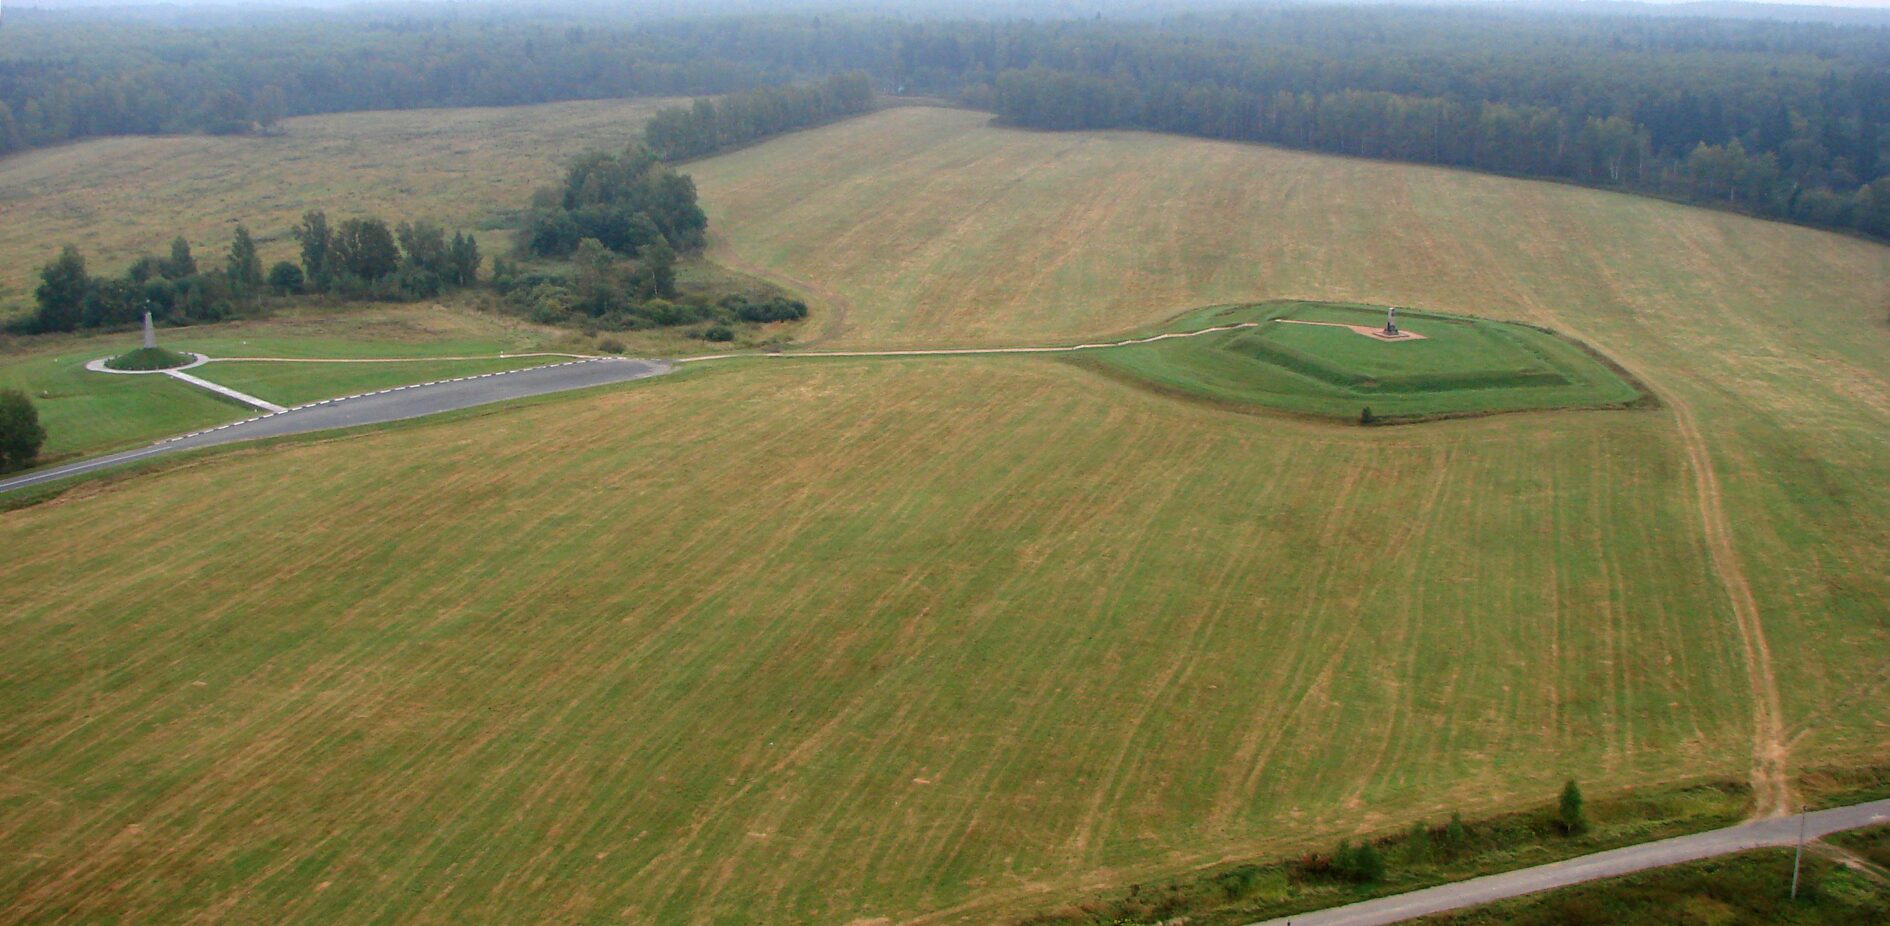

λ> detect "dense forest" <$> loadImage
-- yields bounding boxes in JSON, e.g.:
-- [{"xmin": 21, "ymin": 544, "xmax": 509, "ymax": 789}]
[{"xmin": 4, "ymin": 3, "xmax": 1890, "ymax": 236}]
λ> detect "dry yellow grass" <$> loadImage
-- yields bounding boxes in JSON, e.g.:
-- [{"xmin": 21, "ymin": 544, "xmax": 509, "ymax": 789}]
[
  {"xmin": 0, "ymin": 359, "xmax": 1753, "ymax": 924},
  {"xmin": 690, "ymin": 107, "xmax": 1890, "ymax": 782},
  {"xmin": 2, "ymin": 103, "xmax": 1889, "ymax": 925}
]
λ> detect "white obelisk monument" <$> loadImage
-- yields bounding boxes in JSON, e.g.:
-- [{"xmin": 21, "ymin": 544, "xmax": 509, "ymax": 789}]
[{"xmin": 142, "ymin": 311, "xmax": 157, "ymax": 349}]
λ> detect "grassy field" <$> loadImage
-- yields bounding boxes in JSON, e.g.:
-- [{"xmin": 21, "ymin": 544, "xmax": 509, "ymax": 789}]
[
  {"xmin": 1, "ymin": 101, "xmax": 1889, "ymax": 926},
  {"xmin": 691, "ymin": 106, "xmax": 1890, "ymax": 782},
  {"xmin": 1081, "ymin": 301, "xmax": 1643, "ymax": 419},
  {"xmin": 0, "ymin": 359, "xmax": 1757, "ymax": 924},
  {"xmin": 0, "ymin": 98, "xmax": 675, "ymax": 311}
]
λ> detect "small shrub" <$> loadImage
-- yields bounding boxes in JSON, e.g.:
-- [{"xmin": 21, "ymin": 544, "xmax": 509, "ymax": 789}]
[
  {"xmin": 0, "ymin": 388, "xmax": 47, "ymax": 473},
  {"xmin": 703, "ymin": 324, "xmax": 735, "ymax": 342},
  {"xmin": 1216, "ymin": 865, "xmax": 1263, "ymax": 900},
  {"xmin": 1333, "ymin": 840, "xmax": 1387, "ymax": 884},
  {"xmin": 1359, "ymin": 405, "xmax": 1376, "ymax": 425},
  {"xmin": 596, "ymin": 337, "xmax": 626, "ymax": 354},
  {"xmin": 1445, "ymin": 811, "xmax": 1470, "ymax": 856},
  {"xmin": 1404, "ymin": 820, "xmax": 1434, "ymax": 865}
]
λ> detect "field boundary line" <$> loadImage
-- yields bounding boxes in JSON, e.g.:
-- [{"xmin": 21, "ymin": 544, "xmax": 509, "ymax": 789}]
[
  {"xmin": 203, "ymin": 351, "xmax": 597, "ymax": 363},
  {"xmin": 674, "ymin": 321, "xmax": 1262, "ymax": 363}
]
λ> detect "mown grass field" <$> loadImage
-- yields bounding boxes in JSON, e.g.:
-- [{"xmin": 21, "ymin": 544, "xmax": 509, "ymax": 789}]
[
  {"xmin": 1, "ymin": 101, "xmax": 1889, "ymax": 926},
  {"xmin": 1083, "ymin": 301, "xmax": 1642, "ymax": 419},
  {"xmin": 691, "ymin": 106, "xmax": 1890, "ymax": 780},
  {"xmin": 0, "ymin": 359, "xmax": 1756, "ymax": 924}
]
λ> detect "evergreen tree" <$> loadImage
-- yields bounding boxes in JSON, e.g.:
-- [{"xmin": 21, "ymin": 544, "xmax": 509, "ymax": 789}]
[
  {"xmin": 0, "ymin": 389, "xmax": 47, "ymax": 473},
  {"xmin": 1445, "ymin": 812, "xmax": 1469, "ymax": 856},
  {"xmin": 33, "ymin": 245, "xmax": 90, "ymax": 333},
  {"xmin": 161, "ymin": 237, "xmax": 197, "ymax": 280},
  {"xmin": 1559, "ymin": 780, "xmax": 1588, "ymax": 835},
  {"xmin": 227, "ymin": 224, "xmax": 263, "ymax": 288}
]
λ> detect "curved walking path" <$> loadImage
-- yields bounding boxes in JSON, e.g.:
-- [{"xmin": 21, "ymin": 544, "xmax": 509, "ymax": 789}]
[
  {"xmin": 0, "ymin": 358, "xmax": 669, "ymax": 495},
  {"xmin": 1245, "ymin": 799, "xmax": 1890, "ymax": 926}
]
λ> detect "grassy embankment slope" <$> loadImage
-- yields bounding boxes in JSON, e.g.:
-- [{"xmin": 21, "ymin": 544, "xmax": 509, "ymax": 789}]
[
  {"xmin": 0, "ymin": 104, "xmax": 1887, "ymax": 924},
  {"xmin": 1086, "ymin": 300, "xmax": 1644, "ymax": 419}
]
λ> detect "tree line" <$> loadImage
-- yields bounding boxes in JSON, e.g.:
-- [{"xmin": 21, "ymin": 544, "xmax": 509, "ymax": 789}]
[
  {"xmin": 6, "ymin": 4, "xmax": 1890, "ymax": 237},
  {"xmin": 15, "ymin": 214, "xmax": 482, "ymax": 335},
  {"xmin": 645, "ymin": 73, "xmax": 874, "ymax": 161}
]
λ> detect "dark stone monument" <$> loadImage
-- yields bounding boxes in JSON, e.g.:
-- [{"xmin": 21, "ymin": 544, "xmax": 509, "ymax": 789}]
[{"xmin": 1384, "ymin": 306, "xmax": 1399, "ymax": 337}]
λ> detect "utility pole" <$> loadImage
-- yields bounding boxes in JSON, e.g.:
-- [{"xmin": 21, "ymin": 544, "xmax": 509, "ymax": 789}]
[{"xmin": 1791, "ymin": 803, "xmax": 1807, "ymax": 899}]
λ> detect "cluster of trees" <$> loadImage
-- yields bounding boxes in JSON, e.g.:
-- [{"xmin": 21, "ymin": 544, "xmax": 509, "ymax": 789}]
[
  {"xmin": 291, "ymin": 211, "xmax": 481, "ymax": 300},
  {"xmin": 17, "ymin": 215, "xmax": 480, "ymax": 335},
  {"xmin": 493, "ymin": 246, "xmax": 806, "ymax": 337},
  {"xmin": 519, "ymin": 145, "xmax": 706, "ymax": 259},
  {"xmin": 645, "ymin": 73, "xmax": 874, "ymax": 161},
  {"xmin": 23, "ymin": 234, "xmax": 248, "ymax": 334}
]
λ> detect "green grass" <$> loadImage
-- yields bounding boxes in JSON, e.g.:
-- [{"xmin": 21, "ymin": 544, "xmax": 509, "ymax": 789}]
[
  {"xmin": 196, "ymin": 356, "xmax": 557, "ymax": 407},
  {"xmin": 1828, "ymin": 825, "xmax": 1890, "ymax": 871},
  {"xmin": 0, "ymin": 304, "xmax": 582, "ymax": 461},
  {"xmin": 1081, "ymin": 301, "xmax": 1643, "ymax": 419},
  {"xmin": 1416, "ymin": 844, "xmax": 1890, "ymax": 925},
  {"xmin": 1025, "ymin": 782, "xmax": 1749, "ymax": 926},
  {"xmin": 103, "ymin": 346, "xmax": 196, "ymax": 371}
]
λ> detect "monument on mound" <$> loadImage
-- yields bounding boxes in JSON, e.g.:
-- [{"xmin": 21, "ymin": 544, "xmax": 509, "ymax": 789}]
[
  {"xmin": 1376, "ymin": 305, "xmax": 1413, "ymax": 340},
  {"xmin": 143, "ymin": 310, "xmax": 157, "ymax": 350}
]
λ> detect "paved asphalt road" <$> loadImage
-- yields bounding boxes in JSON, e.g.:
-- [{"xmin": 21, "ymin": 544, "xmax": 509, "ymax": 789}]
[
  {"xmin": 1247, "ymin": 798, "xmax": 1890, "ymax": 926},
  {"xmin": 0, "ymin": 357, "xmax": 671, "ymax": 495}
]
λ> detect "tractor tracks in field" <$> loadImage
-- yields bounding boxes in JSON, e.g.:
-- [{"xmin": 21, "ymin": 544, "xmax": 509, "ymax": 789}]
[{"xmin": 1657, "ymin": 386, "xmax": 1791, "ymax": 818}]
